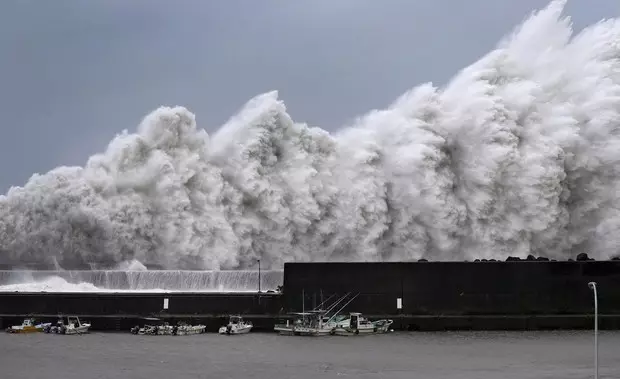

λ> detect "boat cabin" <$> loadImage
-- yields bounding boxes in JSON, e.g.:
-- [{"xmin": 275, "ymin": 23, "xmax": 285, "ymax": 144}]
[
  {"xmin": 291, "ymin": 312, "xmax": 320, "ymax": 327},
  {"xmin": 348, "ymin": 312, "xmax": 373, "ymax": 329},
  {"xmin": 229, "ymin": 315, "xmax": 244, "ymax": 325},
  {"xmin": 55, "ymin": 316, "xmax": 86, "ymax": 328},
  {"xmin": 67, "ymin": 316, "xmax": 82, "ymax": 328}
]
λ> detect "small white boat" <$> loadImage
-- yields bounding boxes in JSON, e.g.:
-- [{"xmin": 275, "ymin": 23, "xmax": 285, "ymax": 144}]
[
  {"xmin": 219, "ymin": 315, "xmax": 253, "ymax": 335},
  {"xmin": 45, "ymin": 316, "xmax": 91, "ymax": 335},
  {"xmin": 6, "ymin": 318, "xmax": 51, "ymax": 334},
  {"xmin": 333, "ymin": 312, "xmax": 393, "ymax": 336},
  {"xmin": 130, "ymin": 317, "xmax": 164, "ymax": 335},
  {"xmin": 176, "ymin": 322, "xmax": 206, "ymax": 335},
  {"xmin": 130, "ymin": 319, "xmax": 206, "ymax": 335}
]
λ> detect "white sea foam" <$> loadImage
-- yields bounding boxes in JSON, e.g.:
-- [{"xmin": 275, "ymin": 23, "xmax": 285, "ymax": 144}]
[
  {"xmin": 1, "ymin": 0, "xmax": 619, "ymax": 270},
  {"xmin": 0, "ymin": 269, "xmax": 283, "ymax": 292}
]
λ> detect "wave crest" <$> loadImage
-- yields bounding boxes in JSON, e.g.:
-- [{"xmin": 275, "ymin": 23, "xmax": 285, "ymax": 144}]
[{"xmin": 2, "ymin": 0, "xmax": 620, "ymax": 269}]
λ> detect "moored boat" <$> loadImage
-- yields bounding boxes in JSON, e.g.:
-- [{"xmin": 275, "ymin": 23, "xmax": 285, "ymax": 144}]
[
  {"xmin": 176, "ymin": 321, "xmax": 207, "ymax": 335},
  {"xmin": 130, "ymin": 318, "xmax": 206, "ymax": 335},
  {"xmin": 332, "ymin": 312, "xmax": 393, "ymax": 336},
  {"xmin": 5, "ymin": 318, "xmax": 51, "ymax": 334},
  {"xmin": 130, "ymin": 317, "xmax": 164, "ymax": 335},
  {"xmin": 218, "ymin": 315, "xmax": 252, "ymax": 335},
  {"xmin": 44, "ymin": 316, "xmax": 91, "ymax": 335},
  {"xmin": 275, "ymin": 292, "xmax": 359, "ymax": 336},
  {"xmin": 287, "ymin": 312, "xmax": 349, "ymax": 336}
]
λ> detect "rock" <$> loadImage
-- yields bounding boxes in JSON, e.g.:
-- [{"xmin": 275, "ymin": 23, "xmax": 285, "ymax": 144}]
[{"xmin": 576, "ymin": 253, "xmax": 589, "ymax": 261}]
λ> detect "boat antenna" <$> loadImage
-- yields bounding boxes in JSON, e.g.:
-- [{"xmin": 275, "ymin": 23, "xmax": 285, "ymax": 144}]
[
  {"xmin": 314, "ymin": 293, "xmax": 337, "ymax": 311},
  {"xmin": 323, "ymin": 292, "xmax": 352, "ymax": 315},
  {"xmin": 326, "ymin": 293, "xmax": 360, "ymax": 324}
]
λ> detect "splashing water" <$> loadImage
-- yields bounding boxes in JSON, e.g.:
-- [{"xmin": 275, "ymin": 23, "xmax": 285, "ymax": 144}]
[
  {"xmin": 1, "ymin": 0, "xmax": 620, "ymax": 270},
  {"xmin": 0, "ymin": 270, "xmax": 284, "ymax": 292}
]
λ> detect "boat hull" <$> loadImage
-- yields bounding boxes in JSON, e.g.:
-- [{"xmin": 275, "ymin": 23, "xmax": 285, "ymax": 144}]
[
  {"xmin": 45, "ymin": 324, "xmax": 91, "ymax": 334},
  {"xmin": 176, "ymin": 326, "xmax": 206, "ymax": 335},
  {"xmin": 293, "ymin": 326, "xmax": 335, "ymax": 336},
  {"xmin": 64, "ymin": 325, "xmax": 91, "ymax": 335},
  {"xmin": 137, "ymin": 325, "xmax": 206, "ymax": 335},
  {"xmin": 333, "ymin": 320, "xmax": 394, "ymax": 336},
  {"xmin": 274, "ymin": 324, "xmax": 336, "ymax": 336},
  {"xmin": 6, "ymin": 324, "xmax": 51, "ymax": 334},
  {"xmin": 274, "ymin": 324, "xmax": 294, "ymax": 335},
  {"xmin": 218, "ymin": 325, "xmax": 252, "ymax": 335},
  {"xmin": 333, "ymin": 327, "xmax": 375, "ymax": 336}
]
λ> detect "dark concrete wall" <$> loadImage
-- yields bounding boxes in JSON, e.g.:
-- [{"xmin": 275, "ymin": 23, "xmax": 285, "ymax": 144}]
[
  {"xmin": 0, "ymin": 292, "xmax": 283, "ymax": 317},
  {"xmin": 283, "ymin": 261, "xmax": 620, "ymax": 315},
  {"xmin": 2, "ymin": 261, "xmax": 619, "ymax": 331}
]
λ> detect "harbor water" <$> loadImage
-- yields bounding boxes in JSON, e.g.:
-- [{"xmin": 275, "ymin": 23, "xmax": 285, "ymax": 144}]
[{"xmin": 0, "ymin": 330, "xmax": 618, "ymax": 379}]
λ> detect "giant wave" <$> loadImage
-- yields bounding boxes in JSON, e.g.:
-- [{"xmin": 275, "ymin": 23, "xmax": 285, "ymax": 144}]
[{"xmin": 1, "ymin": 0, "xmax": 620, "ymax": 270}]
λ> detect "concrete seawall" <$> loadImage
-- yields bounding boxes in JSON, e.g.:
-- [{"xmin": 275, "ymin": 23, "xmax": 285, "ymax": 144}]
[
  {"xmin": 0, "ymin": 292, "xmax": 283, "ymax": 331},
  {"xmin": 2, "ymin": 260, "xmax": 620, "ymax": 331},
  {"xmin": 282, "ymin": 260, "xmax": 620, "ymax": 330}
]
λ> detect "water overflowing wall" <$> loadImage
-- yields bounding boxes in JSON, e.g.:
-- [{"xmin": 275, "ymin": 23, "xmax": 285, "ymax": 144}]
[
  {"xmin": 0, "ymin": 270, "xmax": 283, "ymax": 292},
  {"xmin": 5, "ymin": 1, "xmax": 620, "ymax": 270}
]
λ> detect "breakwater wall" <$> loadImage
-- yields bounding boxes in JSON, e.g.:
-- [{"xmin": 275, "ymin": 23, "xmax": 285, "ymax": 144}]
[
  {"xmin": 283, "ymin": 260, "xmax": 620, "ymax": 330},
  {"xmin": 0, "ymin": 292, "xmax": 282, "ymax": 331},
  {"xmin": 2, "ymin": 259, "xmax": 620, "ymax": 331}
]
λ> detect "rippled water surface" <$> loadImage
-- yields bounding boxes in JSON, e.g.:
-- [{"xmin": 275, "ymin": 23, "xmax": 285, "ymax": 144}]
[{"xmin": 0, "ymin": 330, "xmax": 618, "ymax": 379}]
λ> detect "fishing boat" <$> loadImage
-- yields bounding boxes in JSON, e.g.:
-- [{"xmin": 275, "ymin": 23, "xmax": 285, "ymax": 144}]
[
  {"xmin": 44, "ymin": 316, "xmax": 91, "ymax": 335},
  {"xmin": 274, "ymin": 292, "xmax": 358, "ymax": 336},
  {"xmin": 218, "ymin": 315, "xmax": 253, "ymax": 335},
  {"xmin": 5, "ymin": 318, "xmax": 51, "ymax": 334},
  {"xmin": 287, "ymin": 312, "xmax": 348, "ymax": 336},
  {"xmin": 332, "ymin": 312, "xmax": 393, "ymax": 336}
]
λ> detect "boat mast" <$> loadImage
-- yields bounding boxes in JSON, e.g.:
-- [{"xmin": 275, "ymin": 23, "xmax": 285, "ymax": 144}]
[
  {"xmin": 314, "ymin": 293, "xmax": 337, "ymax": 311},
  {"xmin": 302, "ymin": 288, "xmax": 305, "ymax": 323}
]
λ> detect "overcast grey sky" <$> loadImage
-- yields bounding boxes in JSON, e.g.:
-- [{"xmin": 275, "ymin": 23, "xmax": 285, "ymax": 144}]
[{"xmin": 0, "ymin": 0, "xmax": 617, "ymax": 192}]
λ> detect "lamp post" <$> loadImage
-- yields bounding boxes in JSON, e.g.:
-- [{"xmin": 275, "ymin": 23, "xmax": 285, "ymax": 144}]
[
  {"xmin": 588, "ymin": 281, "xmax": 598, "ymax": 379},
  {"xmin": 258, "ymin": 259, "xmax": 261, "ymax": 294}
]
